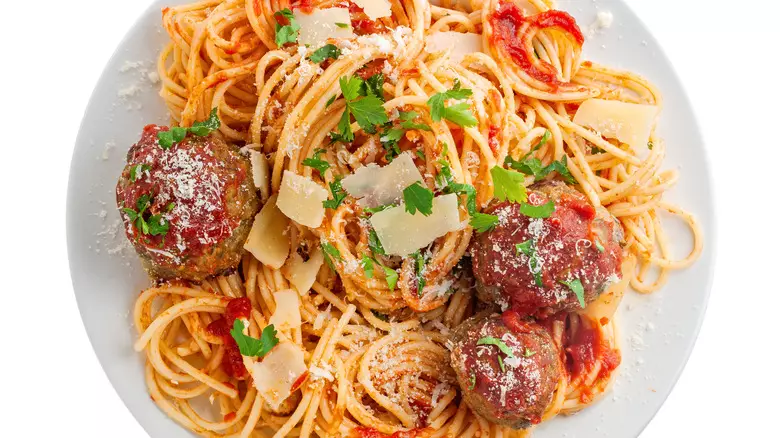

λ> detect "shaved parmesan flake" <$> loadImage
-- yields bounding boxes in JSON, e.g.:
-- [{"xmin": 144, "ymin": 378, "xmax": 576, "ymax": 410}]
[
  {"xmin": 353, "ymin": 0, "xmax": 391, "ymax": 20},
  {"xmin": 573, "ymin": 99, "xmax": 660, "ymax": 158},
  {"xmin": 249, "ymin": 150, "xmax": 270, "ymax": 202},
  {"xmin": 342, "ymin": 153, "xmax": 423, "ymax": 208},
  {"xmin": 269, "ymin": 290, "xmax": 302, "ymax": 330},
  {"xmin": 425, "ymin": 32, "xmax": 483, "ymax": 63},
  {"xmin": 277, "ymin": 171, "xmax": 329, "ymax": 228},
  {"xmin": 369, "ymin": 194, "xmax": 461, "ymax": 256},
  {"xmin": 250, "ymin": 342, "xmax": 307, "ymax": 410},
  {"xmin": 282, "ymin": 248, "xmax": 325, "ymax": 295},
  {"xmin": 244, "ymin": 195, "xmax": 290, "ymax": 269},
  {"xmin": 294, "ymin": 8, "xmax": 354, "ymax": 46}
]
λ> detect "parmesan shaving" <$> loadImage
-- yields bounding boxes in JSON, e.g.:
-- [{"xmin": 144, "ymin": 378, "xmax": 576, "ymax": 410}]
[
  {"xmin": 244, "ymin": 195, "xmax": 290, "ymax": 269},
  {"xmin": 342, "ymin": 153, "xmax": 423, "ymax": 208},
  {"xmin": 294, "ymin": 8, "xmax": 353, "ymax": 46},
  {"xmin": 277, "ymin": 171, "xmax": 329, "ymax": 228}
]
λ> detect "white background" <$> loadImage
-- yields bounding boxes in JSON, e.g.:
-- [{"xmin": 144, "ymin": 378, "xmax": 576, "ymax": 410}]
[{"xmin": 0, "ymin": 0, "xmax": 777, "ymax": 436}]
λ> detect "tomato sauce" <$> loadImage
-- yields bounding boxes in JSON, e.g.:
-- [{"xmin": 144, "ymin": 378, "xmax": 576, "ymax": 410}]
[
  {"xmin": 563, "ymin": 318, "xmax": 621, "ymax": 381},
  {"xmin": 116, "ymin": 125, "xmax": 245, "ymax": 259},
  {"xmin": 489, "ymin": 2, "xmax": 583, "ymax": 87},
  {"xmin": 207, "ymin": 297, "xmax": 252, "ymax": 379},
  {"xmin": 357, "ymin": 59, "xmax": 386, "ymax": 80}
]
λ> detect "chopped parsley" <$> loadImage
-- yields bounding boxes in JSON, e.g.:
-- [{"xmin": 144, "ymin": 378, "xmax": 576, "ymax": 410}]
[
  {"xmin": 122, "ymin": 194, "xmax": 169, "ymax": 237},
  {"xmin": 363, "ymin": 204, "xmax": 393, "ymax": 215},
  {"xmin": 427, "ymin": 79, "xmax": 477, "ymax": 127},
  {"xmin": 413, "ymin": 250, "xmax": 427, "ymax": 296},
  {"xmin": 381, "ymin": 263, "xmax": 399, "ymax": 291},
  {"xmin": 308, "ymin": 44, "xmax": 341, "ymax": 63},
  {"xmin": 157, "ymin": 107, "xmax": 221, "ymax": 149},
  {"xmin": 361, "ymin": 73, "xmax": 385, "ymax": 101},
  {"xmin": 403, "ymin": 181, "xmax": 434, "ymax": 216},
  {"xmin": 399, "ymin": 110, "xmax": 431, "ymax": 131},
  {"xmin": 560, "ymin": 278, "xmax": 586, "ymax": 308},
  {"xmin": 334, "ymin": 22, "xmax": 350, "ymax": 29},
  {"xmin": 302, "ymin": 148, "xmax": 330, "ymax": 176},
  {"xmin": 321, "ymin": 242, "xmax": 342, "ymax": 271},
  {"xmin": 490, "ymin": 166, "xmax": 528, "ymax": 204},
  {"xmin": 368, "ymin": 228, "xmax": 385, "ymax": 255},
  {"xmin": 469, "ymin": 374, "xmax": 476, "ymax": 390},
  {"xmin": 594, "ymin": 240, "xmax": 605, "ymax": 253},
  {"xmin": 515, "ymin": 239, "xmax": 543, "ymax": 287},
  {"xmin": 524, "ymin": 348, "xmax": 536, "ymax": 357},
  {"xmin": 505, "ymin": 136, "xmax": 576, "ymax": 184},
  {"xmin": 325, "ymin": 95, "xmax": 337, "ymax": 107},
  {"xmin": 322, "ymin": 177, "xmax": 348, "ymax": 209},
  {"xmin": 273, "ymin": 9, "xmax": 300, "ymax": 46},
  {"xmin": 470, "ymin": 213, "xmax": 499, "ymax": 233},
  {"xmin": 436, "ymin": 158, "xmax": 497, "ymax": 231},
  {"xmin": 230, "ymin": 320, "xmax": 279, "ymax": 357},
  {"xmin": 519, "ymin": 200, "xmax": 555, "ymax": 218},
  {"xmin": 477, "ymin": 336, "xmax": 515, "ymax": 372},
  {"xmin": 360, "ymin": 254, "xmax": 375, "ymax": 278},
  {"xmin": 129, "ymin": 163, "xmax": 150, "ymax": 182},
  {"xmin": 330, "ymin": 75, "xmax": 389, "ymax": 143},
  {"xmin": 371, "ymin": 310, "xmax": 389, "ymax": 321}
]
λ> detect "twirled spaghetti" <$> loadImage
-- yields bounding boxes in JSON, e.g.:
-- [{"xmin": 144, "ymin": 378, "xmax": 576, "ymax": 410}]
[{"xmin": 127, "ymin": 0, "xmax": 704, "ymax": 437}]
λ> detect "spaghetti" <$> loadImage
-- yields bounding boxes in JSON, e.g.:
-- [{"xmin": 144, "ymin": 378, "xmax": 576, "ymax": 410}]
[{"xmin": 129, "ymin": 0, "xmax": 704, "ymax": 436}]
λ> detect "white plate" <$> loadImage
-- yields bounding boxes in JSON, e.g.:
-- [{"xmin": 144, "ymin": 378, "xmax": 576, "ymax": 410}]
[{"xmin": 66, "ymin": 1, "xmax": 716, "ymax": 436}]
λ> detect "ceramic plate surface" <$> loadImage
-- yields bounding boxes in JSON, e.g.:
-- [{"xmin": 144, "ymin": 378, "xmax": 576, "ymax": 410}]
[{"xmin": 67, "ymin": 1, "xmax": 716, "ymax": 436}]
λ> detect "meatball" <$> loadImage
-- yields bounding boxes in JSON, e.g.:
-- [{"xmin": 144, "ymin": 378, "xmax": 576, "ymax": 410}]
[
  {"xmin": 116, "ymin": 125, "xmax": 259, "ymax": 281},
  {"xmin": 471, "ymin": 181, "xmax": 623, "ymax": 318},
  {"xmin": 450, "ymin": 312, "xmax": 561, "ymax": 428}
]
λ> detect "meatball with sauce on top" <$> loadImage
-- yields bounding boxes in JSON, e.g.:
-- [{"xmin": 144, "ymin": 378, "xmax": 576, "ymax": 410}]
[
  {"xmin": 116, "ymin": 124, "xmax": 259, "ymax": 281},
  {"xmin": 471, "ymin": 181, "xmax": 624, "ymax": 318},
  {"xmin": 450, "ymin": 312, "xmax": 561, "ymax": 429}
]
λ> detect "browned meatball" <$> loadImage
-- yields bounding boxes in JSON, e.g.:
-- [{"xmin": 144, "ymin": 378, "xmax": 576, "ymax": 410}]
[
  {"xmin": 116, "ymin": 124, "xmax": 258, "ymax": 281},
  {"xmin": 450, "ymin": 312, "xmax": 561, "ymax": 429},
  {"xmin": 471, "ymin": 181, "xmax": 623, "ymax": 318}
]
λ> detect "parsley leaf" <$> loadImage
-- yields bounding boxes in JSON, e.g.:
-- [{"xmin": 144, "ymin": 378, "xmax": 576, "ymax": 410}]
[
  {"xmin": 360, "ymin": 255, "xmax": 375, "ymax": 278},
  {"xmin": 371, "ymin": 310, "xmax": 389, "ymax": 321},
  {"xmin": 321, "ymin": 242, "xmax": 342, "ymax": 271},
  {"xmin": 516, "ymin": 239, "xmax": 543, "ymax": 286},
  {"xmin": 349, "ymin": 95, "xmax": 388, "ymax": 131},
  {"xmin": 560, "ymin": 278, "xmax": 586, "ymax": 308},
  {"xmin": 331, "ymin": 75, "xmax": 389, "ymax": 142},
  {"xmin": 129, "ymin": 164, "xmax": 150, "ymax": 182},
  {"xmin": 335, "ymin": 22, "xmax": 350, "ymax": 29},
  {"xmin": 427, "ymin": 80, "xmax": 477, "ymax": 127},
  {"xmin": 302, "ymin": 148, "xmax": 330, "ymax": 176},
  {"xmin": 326, "ymin": 95, "xmax": 337, "ymax": 107},
  {"xmin": 520, "ymin": 200, "xmax": 555, "ymax": 218},
  {"xmin": 470, "ymin": 212, "xmax": 499, "ymax": 233},
  {"xmin": 524, "ymin": 348, "xmax": 536, "ymax": 357},
  {"xmin": 477, "ymin": 337, "xmax": 516, "ymax": 359},
  {"xmin": 323, "ymin": 177, "xmax": 348, "ymax": 209},
  {"xmin": 273, "ymin": 9, "xmax": 300, "ymax": 46},
  {"xmin": 364, "ymin": 204, "xmax": 393, "ymax": 215},
  {"xmin": 157, "ymin": 108, "xmax": 221, "ymax": 149},
  {"xmin": 146, "ymin": 214, "xmax": 169, "ymax": 236},
  {"xmin": 594, "ymin": 240, "xmax": 605, "ymax": 253},
  {"xmin": 441, "ymin": 102, "xmax": 477, "ymax": 127},
  {"xmin": 308, "ymin": 44, "xmax": 341, "ymax": 63},
  {"xmin": 413, "ymin": 251, "xmax": 427, "ymax": 296},
  {"xmin": 490, "ymin": 166, "xmax": 528, "ymax": 203},
  {"xmin": 505, "ymin": 153, "xmax": 576, "ymax": 184},
  {"xmin": 403, "ymin": 181, "xmax": 434, "ymax": 216},
  {"xmin": 368, "ymin": 228, "xmax": 385, "ymax": 255},
  {"xmin": 362, "ymin": 74, "xmax": 385, "ymax": 101},
  {"xmin": 399, "ymin": 111, "xmax": 431, "ymax": 131},
  {"xmin": 469, "ymin": 374, "xmax": 476, "ymax": 390},
  {"xmin": 230, "ymin": 319, "xmax": 279, "ymax": 357},
  {"xmin": 381, "ymin": 264, "xmax": 398, "ymax": 291}
]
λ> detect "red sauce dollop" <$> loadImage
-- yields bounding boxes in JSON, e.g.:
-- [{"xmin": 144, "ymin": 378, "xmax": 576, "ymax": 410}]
[
  {"xmin": 207, "ymin": 297, "xmax": 252, "ymax": 379},
  {"xmin": 564, "ymin": 319, "xmax": 621, "ymax": 381},
  {"xmin": 352, "ymin": 427, "xmax": 431, "ymax": 438},
  {"xmin": 489, "ymin": 2, "xmax": 583, "ymax": 87}
]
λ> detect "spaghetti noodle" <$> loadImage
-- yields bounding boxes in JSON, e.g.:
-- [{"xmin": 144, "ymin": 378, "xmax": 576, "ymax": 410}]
[{"xmin": 128, "ymin": 0, "xmax": 704, "ymax": 436}]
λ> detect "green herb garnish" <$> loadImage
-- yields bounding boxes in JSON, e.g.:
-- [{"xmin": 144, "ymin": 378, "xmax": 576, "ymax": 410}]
[
  {"xmin": 330, "ymin": 75, "xmax": 389, "ymax": 142},
  {"xmin": 403, "ymin": 181, "xmax": 434, "ymax": 216},
  {"xmin": 230, "ymin": 319, "xmax": 279, "ymax": 357},
  {"xmin": 335, "ymin": 22, "xmax": 350, "ymax": 29},
  {"xmin": 302, "ymin": 148, "xmax": 330, "ymax": 176},
  {"xmin": 516, "ymin": 239, "xmax": 543, "ymax": 287},
  {"xmin": 129, "ymin": 164, "xmax": 151, "ymax": 182},
  {"xmin": 490, "ymin": 166, "xmax": 528, "ymax": 204},
  {"xmin": 427, "ymin": 79, "xmax": 477, "ymax": 127},
  {"xmin": 322, "ymin": 177, "xmax": 348, "ymax": 209},
  {"xmin": 308, "ymin": 44, "xmax": 341, "ymax": 63},
  {"xmin": 560, "ymin": 278, "xmax": 586, "ymax": 308},
  {"xmin": 157, "ymin": 108, "xmax": 221, "ymax": 149},
  {"xmin": 361, "ymin": 255, "xmax": 375, "ymax": 279},
  {"xmin": 519, "ymin": 200, "xmax": 555, "ymax": 218},
  {"xmin": 273, "ymin": 9, "xmax": 300, "ymax": 46},
  {"xmin": 321, "ymin": 242, "xmax": 342, "ymax": 271}
]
